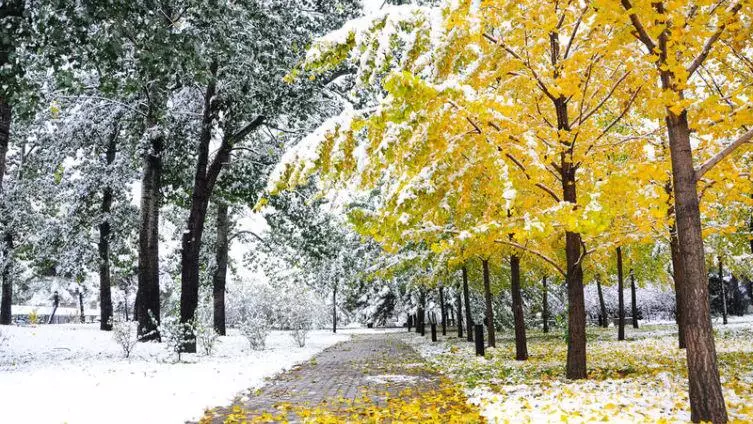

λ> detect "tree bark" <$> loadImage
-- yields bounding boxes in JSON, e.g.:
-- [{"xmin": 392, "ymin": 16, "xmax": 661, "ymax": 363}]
[
  {"xmin": 718, "ymin": 256, "xmax": 727, "ymax": 325},
  {"xmin": 136, "ymin": 123, "xmax": 163, "ymax": 342},
  {"xmin": 212, "ymin": 202, "xmax": 229, "ymax": 336},
  {"xmin": 439, "ymin": 285, "xmax": 446, "ymax": 336},
  {"xmin": 481, "ymin": 259, "xmax": 495, "ymax": 347},
  {"xmin": 630, "ymin": 270, "xmax": 638, "ymax": 329},
  {"xmin": 332, "ymin": 284, "xmax": 337, "ymax": 333},
  {"xmin": 0, "ymin": 100, "xmax": 11, "ymax": 325},
  {"xmin": 666, "ymin": 109, "xmax": 727, "ymax": 423},
  {"xmin": 542, "ymin": 276, "xmax": 549, "ymax": 333},
  {"xmin": 456, "ymin": 282, "xmax": 463, "ymax": 338},
  {"xmin": 750, "ymin": 218, "xmax": 753, "ymax": 306},
  {"xmin": 510, "ymin": 254, "xmax": 527, "ymax": 360},
  {"xmin": 554, "ymin": 95, "xmax": 587, "ymax": 380},
  {"xmin": 670, "ymin": 228, "xmax": 687, "ymax": 349},
  {"xmin": 596, "ymin": 277, "xmax": 608, "ymax": 328},
  {"xmin": 179, "ymin": 68, "xmax": 220, "ymax": 352},
  {"xmin": 462, "ymin": 265, "xmax": 473, "ymax": 342},
  {"xmin": 617, "ymin": 247, "xmax": 625, "ymax": 341},
  {"xmin": 79, "ymin": 290, "xmax": 85, "ymax": 324},
  {"xmin": 98, "ymin": 125, "xmax": 118, "ymax": 331}
]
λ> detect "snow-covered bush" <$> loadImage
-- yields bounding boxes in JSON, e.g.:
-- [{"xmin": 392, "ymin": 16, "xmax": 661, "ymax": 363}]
[
  {"xmin": 284, "ymin": 293, "xmax": 315, "ymax": 348},
  {"xmin": 195, "ymin": 305, "xmax": 220, "ymax": 356},
  {"xmin": 239, "ymin": 314, "xmax": 270, "ymax": 350},
  {"xmin": 111, "ymin": 318, "xmax": 138, "ymax": 358},
  {"xmin": 227, "ymin": 282, "xmax": 277, "ymax": 328},
  {"xmin": 160, "ymin": 315, "xmax": 195, "ymax": 362},
  {"xmin": 0, "ymin": 328, "xmax": 8, "ymax": 350}
]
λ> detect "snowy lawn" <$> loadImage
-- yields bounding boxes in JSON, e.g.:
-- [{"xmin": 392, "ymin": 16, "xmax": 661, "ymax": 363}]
[
  {"xmin": 407, "ymin": 315, "xmax": 753, "ymax": 423},
  {"xmin": 0, "ymin": 324, "xmax": 349, "ymax": 424}
]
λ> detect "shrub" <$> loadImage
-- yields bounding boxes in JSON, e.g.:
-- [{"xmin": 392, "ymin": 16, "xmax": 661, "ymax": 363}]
[
  {"xmin": 286, "ymin": 298, "xmax": 314, "ymax": 348},
  {"xmin": 160, "ymin": 316, "xmax": 195, "ymax": 362},
  {"xmin": 195, "ymin": 306, "xmax": 220, "ymax": 356},
  {"xmin": 28, "ymin": 310, "xmax": 39, "ymax": 325},
  {"xmin": 239, "ymin": 314, "xmax": 270, "ymax": 350},
  {"xmin": 0, "ymin": 328, "xmax": 8, "ymax": 350},
  {"xmin": 111, "ymin": 318, "xmax": 138, "ymax": 358}
]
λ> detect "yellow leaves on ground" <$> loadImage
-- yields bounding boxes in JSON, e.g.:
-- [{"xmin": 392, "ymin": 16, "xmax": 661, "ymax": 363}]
[
  {"xmin": 201, "ymin": 379, "xmax": 485, "ymax": 424},
  {"xmin": 410, "ymin": 324, "xmax": 753, "ymax": 423}
]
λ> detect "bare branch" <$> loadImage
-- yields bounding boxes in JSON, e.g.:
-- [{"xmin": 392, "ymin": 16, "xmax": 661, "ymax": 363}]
[
  {"xmin": 694, "ymin": 127, "xmax": 753, "ymax": 180},
  {"xmin": 687, "ymin": 2, "xmax": 742, "ymax": 79},
  {"xmin": 620, "ymin": 0, "xmax": 658, "ymax": 52},
  {"xmin": 495, "ymin": 240, "xmax": 566, "ymax": 277}
]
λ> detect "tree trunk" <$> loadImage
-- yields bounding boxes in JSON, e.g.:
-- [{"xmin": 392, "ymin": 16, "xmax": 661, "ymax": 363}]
[
  {"xmin": 462, "ymin": 266, "xmax": 473, "ymax": 342},
  {"xmin": 179, "ymin": 70, "xmax": 220, "ymax": 353},
  {"xmin": 212, "ymin": 202, "xmax": 229, "ymax": 335},
  {"xmin": 0, "ymin": 100, "xmax": 11, "ymax": 325},
  {"xmin": 481, "ymin": 259, "xmax": 495, "ymax": 347},
  {"xmin": 749, "ymin": 223, "xmax": 753, "ymax": 306},
  {"xmin": 617, "ymin": 247, "xmax": 625, "ymax": 341},
  {"xmin": 670, "ymin": 228, "xmax": 687, "ymax": 349},
  {"xmin": 439, "ymin": 285, "xmax": 446, "ymax": 336},
  {"xmin": 79, "ymin": 291, "xmax": 85, "ymax": 324},
  {"xmin": 332, "ymin": 284, "xmax": 337, "ymax": 333},
  {"xmin": 418, "ymin": 289, "xmax": 426, "ymax": 336},
  {"xmin": 136, "ymin": 125, "xmax": 163, "ymax": 342},
  {"xmin": 630, "ymin": 270, "xmax": 638, "ymax": 329},
  {"xmin": 456, "ymin": 283, "xmax": 463, "ymax": 338},
  {"xmin": 542, "ymin": 276, "xmax": 549, "ymax": 333},
  {"xmin": 718, "ymin": 257, "xmax": 727, "ymax": 325},
  {"xmin": 98, "ymin": 126, "xmax": 118, "ymax": 332},
  {"xmin": 596, "ymin": 277, "xmax": 607, "ymax": 328},
  {"xmin": 666, "ymin": 110, "xmax": 727, "ymax": 423},
  {"xmin": 555, "ymin": 95, "xmax": 587, "ymax": 380},
  {"xmin": 510, "ymin": 254, "xmax": 528, "ymax": 360},
  {"xmin": 1, "ymin": 233, "xmax": 13, "ymax": 325}
]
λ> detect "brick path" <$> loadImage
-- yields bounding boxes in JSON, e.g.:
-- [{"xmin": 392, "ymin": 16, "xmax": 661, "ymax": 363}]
[{"xmin": 194, "ymin": 332, "xmax": 444, "ymax": 423}]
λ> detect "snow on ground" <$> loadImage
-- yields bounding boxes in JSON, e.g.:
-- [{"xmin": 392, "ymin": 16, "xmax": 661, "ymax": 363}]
[
  {"xmin": 406, "ymin": 316, "xmax": 753, "ymax": 423},
  {"xmin": 0, "ymin": 324, "xmax": 349, "ymax": 424}
]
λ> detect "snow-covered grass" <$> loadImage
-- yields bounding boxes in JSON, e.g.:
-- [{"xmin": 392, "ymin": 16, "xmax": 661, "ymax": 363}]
[
  {"xmin": 0, "ymin": 323, "xmax": 349, "ymax": 424},
  {"xmin": 407, "ymin": 315, "xmax": 753, "ymax": 423}
]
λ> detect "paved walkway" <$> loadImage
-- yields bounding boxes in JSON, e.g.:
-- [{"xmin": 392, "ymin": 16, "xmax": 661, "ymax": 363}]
[{"xmin": 195, "ymin": 332, "xmax": 473, "ymax": 423}]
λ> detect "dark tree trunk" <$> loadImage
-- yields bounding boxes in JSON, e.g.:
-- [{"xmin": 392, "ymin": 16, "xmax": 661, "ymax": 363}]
[
  {"xmin": 481, "ymin": 259, "xmax": 495, "ymax": 347},
  {"xmin": 179, "ymin": 69, "xmax": 220, "ymax": 353},
  {"xmin": 456, "ymin": 283, "xmax": 463, "ymax": 338},
  {"xmin": 212, "ymin": 202, "xmax": 229, "ymax": 335},
  {"xmin": 439, "ymin": 285, "xmax": 446, "ymax": 336},
  {"xmin": 419, "ymin": 289, "xmax": 426, "ymax": 336},
  {"xmin": 510, "ymin": 254, "xmax": 528, "ymax": 360},
  {"xmin": 718, "ymin": 257, "xmax": 727, "ymax": 325},
  {"xmin": 554, "ymin": 95, "xmax": 587, "ymax": 380},
  {"xmin": 542, "ymin": 276, "xmax": 549, "ymax": 333},
  {"xmin": 462, "ymin": 266, "xmax": 473, "ymax": 342},
  {"xmin": 750, "ymin": 222, "xmax": 753, "ymax": 306},
  {"xmin": 178, "ymin": 65, "xmax": 267, "ymax": 351},
  {"xmin": 630, "ymin": 270, "xmax": 638, "ymax": 329},
  {"xmin": 78, "ymin": 291, "xmax": 85, "ymax": 324},
  {"xmin": 136, "ymin": 125, "xmax": 163, "ymax": 342},
  {"xmin": 98, "ymin": 126, "xmax": 118, "ymax": 331},
  {"xmin": 666, "ymin": 110, "xmax": 727, "ymax": 423},
  {"xmin": 332, "ymin": 284, "xmax": 337, "ymax": 333},
  {"xmin": 670, "ymin": 228, "xmax": 687, "ymax": 349},
  {"xmin": 0, "ymin": 100, "xmax": 11, "ymax": 325},
  {"xmin": 1, "ymin": 233, "xmax": 13, "ymax": 325},
  {"xmin": 596, "ymin": 277, "xmax": 608, "ymax": 328},
  {"xmin": 617, "ymin": 247, "xmax": 625, "ymax": 341}
]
